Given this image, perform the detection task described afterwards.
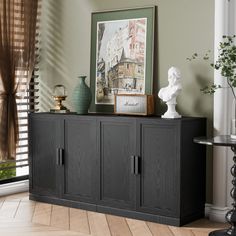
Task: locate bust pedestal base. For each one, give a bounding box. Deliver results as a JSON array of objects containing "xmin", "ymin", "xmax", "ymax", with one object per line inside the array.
[
  {"xmin": 161, "ymin": 99, "xmax": 181, "ymax": 119},
  {"xmin": 162, "ymin": 112, "xmax": 181, "ymax": 119},
  {"xmin": 162, "ymin": 102, "xmax": 181, "ymax": 119}
]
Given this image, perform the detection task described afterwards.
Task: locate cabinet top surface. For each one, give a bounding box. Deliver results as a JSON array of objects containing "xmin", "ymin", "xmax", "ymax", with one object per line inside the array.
[{"xmin": 29, "ymin": 112, "xmax": 205, "ymax": 121}]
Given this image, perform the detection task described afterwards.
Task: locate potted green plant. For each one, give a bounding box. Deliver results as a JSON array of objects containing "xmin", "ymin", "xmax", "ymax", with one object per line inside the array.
[{"xmin": 188, "ymin": 35, "xmax": 236, "ymax": 138}]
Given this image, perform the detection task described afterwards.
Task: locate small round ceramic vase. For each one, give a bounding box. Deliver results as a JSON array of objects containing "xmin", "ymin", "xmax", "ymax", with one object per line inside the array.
[{"xmin": 72, "ymin": 76, "xmax": 92, "ymax": 114}]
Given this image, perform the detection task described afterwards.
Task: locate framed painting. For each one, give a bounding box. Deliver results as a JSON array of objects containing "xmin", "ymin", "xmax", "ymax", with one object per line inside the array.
[{"xmin": 90, "ymin": 6, "xmax": 156, "ymax": 113}]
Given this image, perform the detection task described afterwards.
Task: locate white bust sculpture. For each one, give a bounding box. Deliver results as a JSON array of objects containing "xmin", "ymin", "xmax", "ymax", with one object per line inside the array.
[{"xmin": 158, "ymin": 66, "xmax": 182, "ymax": 118}]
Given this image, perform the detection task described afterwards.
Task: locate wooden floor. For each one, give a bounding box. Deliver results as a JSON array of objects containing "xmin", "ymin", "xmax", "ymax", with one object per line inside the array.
[{"xmin": 0, "ymin": 192, "xmax": 228, "ymax": 236}]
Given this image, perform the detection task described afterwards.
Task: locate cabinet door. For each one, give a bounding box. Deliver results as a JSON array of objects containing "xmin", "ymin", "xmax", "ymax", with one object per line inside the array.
[
  {"xmin": 29, "ymin": 114, "xmax": 63, "ymax": 196},
  {"xmin": 137, "ymin": 120, "xmax": 180, "ymax": 217},
  {"xmin": 99, "ymin": 118, "xmax": 136, "ymax": 209},
  {"xmin": 62, "ymin": 116, "xmax": 98, "ymax": 204}
]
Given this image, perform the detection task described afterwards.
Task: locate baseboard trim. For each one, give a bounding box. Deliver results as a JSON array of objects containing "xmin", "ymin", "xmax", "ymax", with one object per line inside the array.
[
  {"xmin": 0, "ymin": 180, "xmax": 29, "ymax": 197},
  {"xmin": 205, "ymin": 203, "xmax": 229, "ymax": 222},
  {"xmin": 205, "ymin": 203, "xmax": 212, "ymax": 217}
]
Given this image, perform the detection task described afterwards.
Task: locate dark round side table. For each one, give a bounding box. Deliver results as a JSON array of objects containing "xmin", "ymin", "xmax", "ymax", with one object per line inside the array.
[{"xmin": 194, "ymin": 135, "xmax": 236, "ymax": 236}]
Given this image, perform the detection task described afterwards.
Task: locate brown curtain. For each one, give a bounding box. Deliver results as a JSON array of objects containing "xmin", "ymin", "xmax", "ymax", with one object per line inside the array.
[{"xmin": 0, "ymin": 0, "xmax": 40, "ymax": 160}]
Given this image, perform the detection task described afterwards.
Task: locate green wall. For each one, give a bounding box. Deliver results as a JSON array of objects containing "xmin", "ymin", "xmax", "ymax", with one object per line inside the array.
[{"xmin": 39, "ymin": 0, "xmax": 214, "ymax": 202}]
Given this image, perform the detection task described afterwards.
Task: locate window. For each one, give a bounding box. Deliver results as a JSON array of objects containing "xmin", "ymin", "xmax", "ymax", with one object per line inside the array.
[
  {"xmin": 0, "ymin": 73, "xmax": 39, "ymax": 183},
  {"xmin": 0, "ymin": 0, "xmax": 41, "ymax": 183}
]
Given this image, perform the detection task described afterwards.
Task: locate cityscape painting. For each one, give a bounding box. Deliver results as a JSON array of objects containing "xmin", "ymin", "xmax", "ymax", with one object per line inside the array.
[
  {"xmin": 95, "ymin": 18, "xmax": 147, "ymax": 105},
  {"xmin": 90, "ymin": 7, "xmax": 155, "ymax": 113}
]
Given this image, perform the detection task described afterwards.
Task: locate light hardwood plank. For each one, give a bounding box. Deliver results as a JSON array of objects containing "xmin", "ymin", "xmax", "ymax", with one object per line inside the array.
[
  {"xmin": 5, "ymin": 192, "xmax": 28, "ymax": 201},
  {"xmin": 126, "ymin": 218, "xmax": 152, "ymax": 236},
  {"xmin": 0, "ymin": 197, "xmax": 5, "ymax": 209},
  {"xmin": 1, "ymin": 231, "xmax": 89, "ymax": 236},
  {"xmin": 0, "ymin": 221, "xmax": 89, "ymax": 236},
  {"xmin": 169, "ymin": 226, "xmax": 195, "ymax": 236},
  {"xmin": 21, "ymin": 196, "xmax": 30, "ymax": 202},
  {"xmin": 0, "ymin": 200, "xmax": 20, "ymax": 218},
  {"xmin": 185, "ymin": 218, "xmax": 228, "ymax": 232},
  {"xmin": 147, "ymin": 222, "xmax": 174, "ymax": 236},
  {"xmin": 106, "ymin": 214, "xmax": 132, "ymax": 236},
  {"xmin": 87, "ymin": 211, "xmax": 111, "ymax": 236},
  {"xmin": 32, "ymin": 202, "xmax": 52, "ymax": 226},
  {"xmin": 0, "ymin": 221, "xmax": 57, "ymax": 231},
  {"xmin": 69, "ymin": 208, "xmax": 90, "ymax": 234},
  {"xmin": 192, "ymin": 230, "xmax": 209, "ymax": 236},
  {"xmin": 50, "ymin": 205, "xmax": 69, "ymax": 230},
  {"xmin": 14, "ymin": 201, "xmax": 36, "ymax": 221}
]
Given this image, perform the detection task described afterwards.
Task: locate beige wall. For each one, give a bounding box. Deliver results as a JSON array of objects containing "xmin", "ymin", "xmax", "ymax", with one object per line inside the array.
[{"xmin": 39, "ymin": 0, "xmax": 214, "ymax": 202}]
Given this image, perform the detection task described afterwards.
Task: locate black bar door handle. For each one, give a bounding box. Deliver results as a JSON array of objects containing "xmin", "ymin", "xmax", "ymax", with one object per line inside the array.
[
  {"xmin": 59, "ymin": 148, "xmax": 64, "ymax": 165},
  {"xmin": 56, "ymin": 148, "xmax": 60, "ymax": 165},
  {"xmin": 131, "ymin": 155, "xmax": 135, "ymax": 174},
  {"xmin": 134, "ymin": 156, "xmax": 139, "ymax": 175},
  {"xmin": 56, "ymin": 148, "xmax": 64, "ymax": 166}
]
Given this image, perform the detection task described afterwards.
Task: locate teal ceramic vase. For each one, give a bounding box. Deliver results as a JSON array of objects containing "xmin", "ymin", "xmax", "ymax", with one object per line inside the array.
[{"xmin": 72, "ymin": 76, "xmax": 92, "ymax": 114}]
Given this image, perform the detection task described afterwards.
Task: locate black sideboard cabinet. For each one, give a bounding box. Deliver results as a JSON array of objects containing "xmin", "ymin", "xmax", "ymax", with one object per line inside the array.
[{"xmin": 28, "ymin": 113, "xmax": 206, "ymax": 226}]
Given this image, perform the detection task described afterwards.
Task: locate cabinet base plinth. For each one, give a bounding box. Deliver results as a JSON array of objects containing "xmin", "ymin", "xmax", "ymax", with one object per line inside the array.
[{"xmin": 29, "ymin": 193, "xmax": 204, "ymax": 227}]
